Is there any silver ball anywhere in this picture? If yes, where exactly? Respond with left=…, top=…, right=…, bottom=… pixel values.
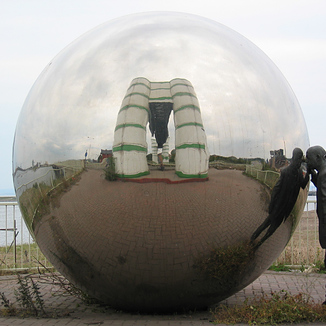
left=13, top=12, right=309, bottom=312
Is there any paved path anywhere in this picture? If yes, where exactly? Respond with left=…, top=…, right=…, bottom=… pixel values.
left=0, top=270, right=326, bottom=325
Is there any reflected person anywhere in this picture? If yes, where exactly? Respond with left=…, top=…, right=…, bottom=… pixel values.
left=251, top=148, right=309, bottom=248
left=306, top=146, right=326, bottom=267
left=157, top=147, right=164, bottom=171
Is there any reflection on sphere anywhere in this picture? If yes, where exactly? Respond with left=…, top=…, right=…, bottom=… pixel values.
left=13, top=12, right=309, bottom=312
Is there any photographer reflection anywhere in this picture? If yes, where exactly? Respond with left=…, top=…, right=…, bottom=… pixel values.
left=149, top=102, right=172, bottom=172
left=251, top=148, right=309, bottom=248
left=157, top=147, right=164, bottom=171
left=306, top=146, right=326, bottom=268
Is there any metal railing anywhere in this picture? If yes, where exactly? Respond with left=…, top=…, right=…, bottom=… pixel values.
left=0, top=199, right=49, bottom=271
left=0, top=196, right=322, bottom=271
left=276, top=199, right=323, bottom=267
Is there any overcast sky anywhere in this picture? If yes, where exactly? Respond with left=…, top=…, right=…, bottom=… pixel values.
left=1, top=0, right=325, bottom=194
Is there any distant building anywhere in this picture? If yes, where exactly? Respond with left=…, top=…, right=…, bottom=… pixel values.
left=98, top=149, right=112, bottom=163
left=269, top=149, right=286, bottom=170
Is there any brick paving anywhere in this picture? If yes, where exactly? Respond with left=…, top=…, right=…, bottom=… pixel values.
left=31, top=168, right=294, bottom=311
left=1, top=270, right=326, bottom=325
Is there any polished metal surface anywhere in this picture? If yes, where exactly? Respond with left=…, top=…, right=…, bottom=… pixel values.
left=13, top=12, right=309, bottom=312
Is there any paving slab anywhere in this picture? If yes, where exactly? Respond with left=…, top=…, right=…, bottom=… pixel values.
left=0, top=271, right=326, bottom=326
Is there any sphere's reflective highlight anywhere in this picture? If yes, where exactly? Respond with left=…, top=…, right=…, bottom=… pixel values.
left=13, top=12, right=309, bottom=312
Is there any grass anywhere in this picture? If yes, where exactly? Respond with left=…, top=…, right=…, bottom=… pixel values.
left=212, top=290, right=326, bottom=325
left=268, top=263, right=292, bottom=272
left=0, top=242, right=50, bottom=273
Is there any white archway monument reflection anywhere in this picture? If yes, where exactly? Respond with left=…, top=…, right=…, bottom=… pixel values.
left=113, top=77, right=209, bottom=178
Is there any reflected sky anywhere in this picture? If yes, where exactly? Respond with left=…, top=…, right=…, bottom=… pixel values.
left=13, top=12, right=309, bottom=169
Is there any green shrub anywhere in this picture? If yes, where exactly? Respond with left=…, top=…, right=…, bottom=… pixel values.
left=104, top=156, right=118, bottom=181
left=212, top=290, right=326, bottom=325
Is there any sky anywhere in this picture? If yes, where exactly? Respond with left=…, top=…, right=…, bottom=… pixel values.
left=1, top=0, right=326, bottom=195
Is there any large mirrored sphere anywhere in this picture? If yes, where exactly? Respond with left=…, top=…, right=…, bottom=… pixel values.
left=13, top=12, right=309, bottom=312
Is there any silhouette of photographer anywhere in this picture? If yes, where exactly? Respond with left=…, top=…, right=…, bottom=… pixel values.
left=251, top=148, right=309, bottom=248
left=306, top=146, right=326, bottom=265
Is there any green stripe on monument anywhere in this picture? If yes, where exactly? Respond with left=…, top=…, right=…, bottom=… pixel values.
left=128, top=82, right=151, bottom=90
left=115, top=124, right=146, bottom=131
left=176, top=143, right=205, bottom=150
left=113, top=145, right=147, bottom=152
left=176, top=122, right=203, bottom=129
left=117, top=171, right=150, bottom=178
left=170, top=83, right=193, bottom=89
left=174, top=105, right=200, bottom=113
left=175, top=171, right=208, bottom=178
left=119, top=105, right=149, bottom=113
left=149, top=96, right=173, bottom=101
left=172, top=92, right=196, bottom=98
left=124, top=92, right=149, bottom=99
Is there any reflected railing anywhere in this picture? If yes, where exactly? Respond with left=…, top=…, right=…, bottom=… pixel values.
left=15, top=165, right=81, bottom=195
left=245, top=165, right=280, bottom=189
left=0, top=196, right=322, bottom=271
left=14, top=164, right=84, bottom=233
